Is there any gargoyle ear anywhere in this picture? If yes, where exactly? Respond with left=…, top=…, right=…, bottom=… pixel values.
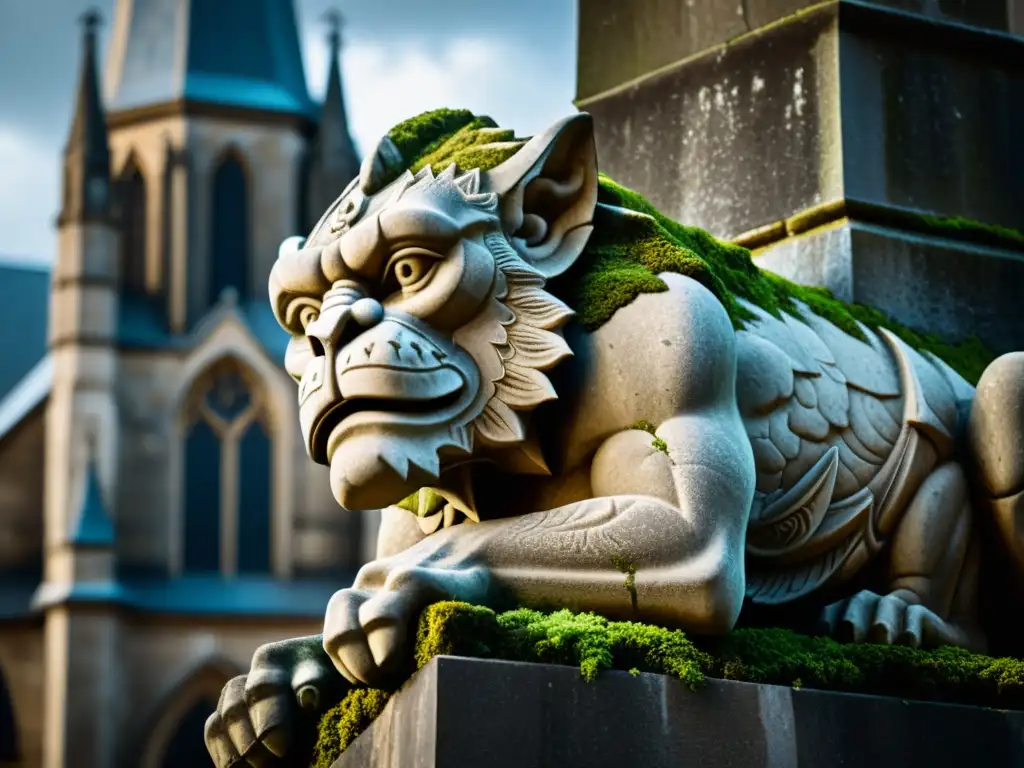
left=481, top=113, right=598, bottom=279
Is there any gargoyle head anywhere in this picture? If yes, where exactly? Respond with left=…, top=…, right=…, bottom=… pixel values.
left=269, top=113, right=599, bottom=511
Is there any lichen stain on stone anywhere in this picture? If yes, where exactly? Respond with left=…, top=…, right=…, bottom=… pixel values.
left=793, top=67, right=807, bottom=118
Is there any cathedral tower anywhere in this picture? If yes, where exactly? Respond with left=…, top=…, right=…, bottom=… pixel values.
left=26, top=3, right=365, bottom=765
left=42, top=12, right=122, bottom=767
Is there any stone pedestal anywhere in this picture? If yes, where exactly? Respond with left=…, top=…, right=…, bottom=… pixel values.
left=333, top=656, right=1024, bottom=768
left=578, top=0, right=1024, bottom=353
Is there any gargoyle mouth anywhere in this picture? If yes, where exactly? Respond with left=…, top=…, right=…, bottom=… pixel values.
left=310, top=368, right=467, bottom=464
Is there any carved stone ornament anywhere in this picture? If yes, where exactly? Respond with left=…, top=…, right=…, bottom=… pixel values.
left=205, top=113, right=1024, bottom=767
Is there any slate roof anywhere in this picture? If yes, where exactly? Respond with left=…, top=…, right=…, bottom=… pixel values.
left=0, top=260, right=49, bottom=404
left=105, top=0, right=316, bottom=120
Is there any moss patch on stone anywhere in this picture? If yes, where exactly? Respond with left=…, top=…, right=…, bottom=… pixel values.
left=311, top=602, right=1024, bottom=766
left=310, top=687, right=391, bottom=768
left=383, top=109, right=996, bottom=384
left=631, top=420, right=669, bottom=455
left=912, top=213, right=1024, bottom=251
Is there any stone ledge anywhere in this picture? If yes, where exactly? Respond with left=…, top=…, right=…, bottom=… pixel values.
left=333, top=656, right=1024, bottom=768
left=753, top=220, right=1024, bottom=353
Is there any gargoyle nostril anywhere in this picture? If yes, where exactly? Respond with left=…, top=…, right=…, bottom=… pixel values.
left=308, top=336, right=326, bottom=358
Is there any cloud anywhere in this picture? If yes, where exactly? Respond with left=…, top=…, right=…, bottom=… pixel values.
left=303, top=34, right=577, bottom=156
left=0, top=125, right=59, bottom=262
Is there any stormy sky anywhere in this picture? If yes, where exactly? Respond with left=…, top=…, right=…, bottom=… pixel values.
left=0, top=0, right=577, bottom=263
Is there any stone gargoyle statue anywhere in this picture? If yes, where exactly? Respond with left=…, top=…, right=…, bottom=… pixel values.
left=205, top=110, right=1024, bottom=766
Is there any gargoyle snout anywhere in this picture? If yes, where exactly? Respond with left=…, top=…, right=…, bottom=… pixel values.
left=304, top=280, right=383, bottom=362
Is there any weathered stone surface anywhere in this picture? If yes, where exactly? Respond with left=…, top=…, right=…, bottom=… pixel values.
left=576, top=0, right=1016, bottom=102
left=584, top=2, right=1024, bottom=240
left=335, top=656, right=1024, bottom=768
left=754, top=221, right=1024, bottom=352
left=840, top=23, right=1024, bottom=233
left=583, top=5, right=842, bottom=240
left=576, top=0, right=749, bottom=101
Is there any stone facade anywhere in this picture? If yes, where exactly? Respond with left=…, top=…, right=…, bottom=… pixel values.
left=0, top=3, right=368, bottom=766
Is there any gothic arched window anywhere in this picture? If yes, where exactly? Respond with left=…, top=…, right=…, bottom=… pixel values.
left=119, top=160, right=147, bottom=295
left=182, top=359, right=273, bottom=576
left=209, top=153, right=249, bottom=308
left=160, top=697, right=217, bottom=768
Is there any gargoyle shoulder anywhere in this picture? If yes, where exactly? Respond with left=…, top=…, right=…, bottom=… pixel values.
left=585, top=271, right=738, bottom=417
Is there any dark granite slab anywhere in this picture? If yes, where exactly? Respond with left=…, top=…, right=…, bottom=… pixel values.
left=334, top=656, right=1024, bottom=768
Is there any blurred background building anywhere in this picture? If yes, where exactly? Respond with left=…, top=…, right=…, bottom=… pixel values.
left=0, top=1, right=366, bottom=765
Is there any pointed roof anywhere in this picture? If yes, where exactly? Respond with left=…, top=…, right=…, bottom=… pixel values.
left=304, top=10, right=360, bottom=226
left=61, top=9, right=113, bottom=223
left=317, top=10, right=358, bottom=165
left=70, top=454, right=116, bottom=548
left=105, top=0, right=316, bottom=121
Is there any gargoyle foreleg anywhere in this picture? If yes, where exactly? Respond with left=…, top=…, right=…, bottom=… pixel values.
left=323, top=411, right=757, bottom=686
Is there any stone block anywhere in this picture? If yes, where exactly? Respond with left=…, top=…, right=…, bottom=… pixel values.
left=576, top=1, right=1016, bottom=103
left=753, top=220, right=1024, bottom=353
left=582, top=5, right=842, bottom=241
left=583, top=2, right=1024, bottom=240
left=839, top=15, right=1024, bottom=233
left=334, top=656, right=1024, bottom=768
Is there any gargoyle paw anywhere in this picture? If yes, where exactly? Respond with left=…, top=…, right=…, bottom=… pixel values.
left=323, top=561, right=490, bottom=687
left=819, top=590, right=973, bottom=650
left=204, top=635, right=347, bottom=768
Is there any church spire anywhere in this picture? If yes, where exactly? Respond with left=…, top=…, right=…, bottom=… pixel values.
left=322, top=9, right=352, bottom=139
left=59, top=8, right=112, bottom=226
left=305, top=8, right=361, bottom=228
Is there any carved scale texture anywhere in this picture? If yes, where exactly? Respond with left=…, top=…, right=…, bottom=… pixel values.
left=735, top=299, right=940, bottom=605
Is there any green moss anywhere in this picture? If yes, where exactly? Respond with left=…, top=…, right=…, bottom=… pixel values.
left=630, top=421, right=670, bottom=455
left=413, top=600, right=503, bottom=670
left=709, top=627, right=1024, bottom=709
left=610, top=556, right=639, bottom=613
left=410, top=121, right=523, bottom=175
left=381, top=110, right=997, bottom=384
left=911, top=213, right=1024, bottom=250
left=386, top=109, right=478, bottom=167
left=310, top=688, right=391, bottom=768
left=311, top=603, right=1024, bottom=765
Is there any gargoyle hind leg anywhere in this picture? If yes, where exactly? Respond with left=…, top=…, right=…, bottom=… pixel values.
left=822, top=460, right=986, bottom=652
left=968, top=352, right=1024, bottom=576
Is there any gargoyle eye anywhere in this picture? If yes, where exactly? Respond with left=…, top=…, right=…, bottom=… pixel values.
left=386, top=247, right=440, bottom=292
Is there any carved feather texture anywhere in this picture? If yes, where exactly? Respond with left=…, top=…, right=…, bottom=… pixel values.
left=505, top=285, right=574, bottom=330
left=467, top=232, right=575, bottom=449
left=475, top=397, right=528, bottom=444
left=739, top=299, right=907, bottom=559
left=494, top=363, right=559, bottom=410
left=506, top=324, right=572, bottom=370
